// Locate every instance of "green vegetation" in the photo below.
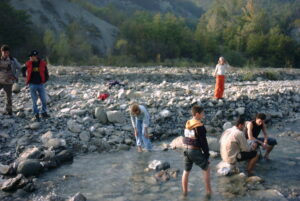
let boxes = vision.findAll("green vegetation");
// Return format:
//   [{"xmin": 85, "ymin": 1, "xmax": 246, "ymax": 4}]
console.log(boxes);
[
  {"xmin": 1, "ymin": 0, "xmax": 300, "ymax": 67},
  {"xmin": 0, "ymin": 1, "xmax": 43, "ymax": 61}
]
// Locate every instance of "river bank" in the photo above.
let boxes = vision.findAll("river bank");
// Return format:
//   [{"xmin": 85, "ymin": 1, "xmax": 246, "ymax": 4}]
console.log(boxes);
[{"xmin": 0, "ymin": 66, "xmax": 300, "ymax": 200}]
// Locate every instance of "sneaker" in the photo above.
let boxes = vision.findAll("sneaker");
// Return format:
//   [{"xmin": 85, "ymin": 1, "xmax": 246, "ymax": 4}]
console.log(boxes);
[
  {"xmin": 34, "ymin": 114, "xmax": 40, "ymax": 122},
  {"xmin": 41, "ymin": 112, "xmax": 50, "ymax": 118}
]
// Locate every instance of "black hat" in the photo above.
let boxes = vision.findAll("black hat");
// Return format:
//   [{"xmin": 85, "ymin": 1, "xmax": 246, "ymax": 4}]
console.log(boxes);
[{"xmin": 29, "ymin": 50, "xmax": 39, "ymax": 57}]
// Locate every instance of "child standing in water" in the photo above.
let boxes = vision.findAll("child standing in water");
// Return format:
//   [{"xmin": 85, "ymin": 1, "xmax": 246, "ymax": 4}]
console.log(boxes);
[
  {"xmin": 182, "ymin": 105, "xmax": 212, "ymax": 196},
  {"xmin": 214, "ymin": 57, "xmax": 229, "ymax": 99},
  {"xmin": 130, "ymin": 103, "xmax": 152, "ymax": 152}
]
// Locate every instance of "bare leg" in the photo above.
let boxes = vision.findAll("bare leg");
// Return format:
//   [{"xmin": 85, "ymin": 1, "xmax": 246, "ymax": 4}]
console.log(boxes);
[
  {"xmin": 137, "ymin": 146, "xmax": 142, "ymax": 152},
  {"xmin": 264, "ymin": 145, "xmax": 274, "ymax": 159},
  {"xmin": 247, "ymin": 154, "xmax": 259, "ymax": 174},
  {"xmin": 203, "ymin": 167, "xmax": 212, "ymax": 195},
  {"xmin": 182, "ymin": 170, "xmax": 189, "ymax": 196}
]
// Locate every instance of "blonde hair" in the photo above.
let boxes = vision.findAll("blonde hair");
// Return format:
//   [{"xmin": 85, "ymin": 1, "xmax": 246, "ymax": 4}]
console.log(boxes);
[
  {"xmin": 218, "ymin": 56, "xmax": 227, "ymax": 65},
  {"xmin": 130, "ymin": 104, "xmax": 141, "ymax": 116}
]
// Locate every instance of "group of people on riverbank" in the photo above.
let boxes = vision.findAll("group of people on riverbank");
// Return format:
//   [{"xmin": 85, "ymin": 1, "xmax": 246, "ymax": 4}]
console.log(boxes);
[
  {"xmin": 130, "ymin": 103, "xmax": 278, "ymax": 197},
  {"xmin": 129, "ymin": 56, "xmax": 277, "ymax": 197},
  {"xmin": 0, "ymin": 45, "xmax": 49, "ymax": 121},
  {"xmin": 1, "ymin": 45, "xmax": 278, "ymax": 198}
]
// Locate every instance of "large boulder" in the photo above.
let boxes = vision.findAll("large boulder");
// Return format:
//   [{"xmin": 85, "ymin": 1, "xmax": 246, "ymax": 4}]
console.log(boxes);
[
  {"xmin": 170, "ymin": 136, "xmax": 184, "ymax": 149},
  {"xmin": 17, "ymin": 159, "xmax": 43, "ymax": 177},
  {"xmin": 18, "ymin": 147, "xmax": 42, "ymax": 161},
  {"xmin": 94, "ymin": 108, "xmax": 108, "ymax": 124},
  {"xmin": 106, "ymin": 111, "xmax": 125, "ymax": 123},
  {"xmin": 55, "ymin": 150, "xmax": 73, "ymax": 165}
]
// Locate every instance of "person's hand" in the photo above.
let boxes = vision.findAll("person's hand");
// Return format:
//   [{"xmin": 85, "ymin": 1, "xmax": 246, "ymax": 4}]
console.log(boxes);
[
  {"xmin": 144, "ymin": 133, "xmax": 149, "ymax": 139},
  {"xmin": 262, "ymin": 142, "xmax": 269, "ymax": 150},
  {"xmin": 134, "ymin": 130, "xmax": 138, "ymax": 137}
]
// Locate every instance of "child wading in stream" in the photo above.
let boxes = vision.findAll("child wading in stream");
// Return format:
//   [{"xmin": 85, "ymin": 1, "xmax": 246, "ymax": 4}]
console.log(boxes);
[
  {"xmin": 181, "ymin": 105, "xmax": 212, "ymax": 196},
  {"xmin": 130, "ymin": 103, "xmax": 152, "ymax": 152}
]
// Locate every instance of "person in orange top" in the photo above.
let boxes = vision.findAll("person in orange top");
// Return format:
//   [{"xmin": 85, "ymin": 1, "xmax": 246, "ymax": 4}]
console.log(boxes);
[{"xmin": 214, "ymin": 57, "xmax": 229, "ymax": 99}]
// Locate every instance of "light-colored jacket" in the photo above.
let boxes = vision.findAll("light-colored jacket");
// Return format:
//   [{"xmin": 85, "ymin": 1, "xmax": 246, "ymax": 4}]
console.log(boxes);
[
  {"xmin": 130, "ymin": 105, "xmax": 150, "ymax": 128},
  {"xmin": 220, "ymin": 126, "xmax": 250, "ymax": 164},
  {"xmin": 0, "ymin": 57, "xmax": 21, "ymax": 84}
]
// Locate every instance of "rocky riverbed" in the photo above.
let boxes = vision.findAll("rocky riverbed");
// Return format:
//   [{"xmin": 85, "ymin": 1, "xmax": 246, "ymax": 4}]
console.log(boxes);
[{"xmin": 0, "ymin": 66, "xmax": 300, "ymax": 200}]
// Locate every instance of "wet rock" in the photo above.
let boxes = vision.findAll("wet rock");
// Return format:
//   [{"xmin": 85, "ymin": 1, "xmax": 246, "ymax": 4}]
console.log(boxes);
[
  {"xmin": 1, "ymin": 174, "xmax": 23, "ymax": 191},
  {"xmin": 144, "ymin": 176, "xmax": 157, "ymax": 185},
  {"xmin": 168, "ymin": 169, "xmax": 180, "ymax": 179},
  {"xmin": 252, "ymin": 189, "xmax": 286, "ymax": 200},
  {"xmin": 154, "ymin": 170, "xmax": 170, "ymax": 182},
  {"xmin": 246, "ymin": 176, "xmax": 263, "ymax": 184},
  {"xmin": 55, "ymin": 150, "xmax": 73, "ymax": 164},
  {"xmin": 155, "ymin": 162, "xmax": 170, "ymax": 171},
  {"xmin": 118, "ymin": 144, "xmax": 130, "ymax": 151},
  {"xmin": 106, "ymin": 111, "xmax": 125, "ymax": 123},
  {"xmin": 17, "ymin": 159, "xmax": 43, "ymax": 177},
  {"xmin": 94, "ymin": 107, "xmax": 108, "ymax": 124},
  {"xmin": 68, "ymin": 192, "xmax": 87, "ymax": 201}
]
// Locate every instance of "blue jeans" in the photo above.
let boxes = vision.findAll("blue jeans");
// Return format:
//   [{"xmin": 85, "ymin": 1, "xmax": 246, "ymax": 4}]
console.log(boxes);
[
  {"xmin": 29, "ymin": 84, "xmax": 47, "ymax": 115},
  {"xmin": 136, "ymin": 120, "xmax": 152, "ymax": 150}
]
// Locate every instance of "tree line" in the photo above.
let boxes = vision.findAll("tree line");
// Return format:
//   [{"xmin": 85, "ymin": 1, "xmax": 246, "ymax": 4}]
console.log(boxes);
[{"xmin": 1, "ymin": 0, "xmax": 299, "ymax": 67}]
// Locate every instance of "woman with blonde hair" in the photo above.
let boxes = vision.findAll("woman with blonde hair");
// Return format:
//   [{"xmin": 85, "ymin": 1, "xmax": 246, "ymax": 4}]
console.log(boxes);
[
  {"xmin": 213, "ymin": 57, "xmax": 229, "ymax": 99},
  {"xmin": 130, "ymin": 103, "xmax": 152, "ymax": 152}
]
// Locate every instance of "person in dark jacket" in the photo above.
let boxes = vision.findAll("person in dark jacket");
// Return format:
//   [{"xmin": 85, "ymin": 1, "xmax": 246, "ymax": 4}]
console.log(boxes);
[
  {"xmin": 181, "ymin": 105, "xmax": 212, "ymax": 196},
  {"xmin": 0, "ymin": 45, "xmax": 21, "ymax": 115},
  {"xmin": 22, "ymin": 50, "xmax": 49, "ymax": 121}
]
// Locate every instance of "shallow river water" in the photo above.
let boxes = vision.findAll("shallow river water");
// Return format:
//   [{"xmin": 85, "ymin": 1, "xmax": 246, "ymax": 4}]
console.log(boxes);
[{"xmin": 27, "ymin": 120, "xmax": 300, "ymax": 201}]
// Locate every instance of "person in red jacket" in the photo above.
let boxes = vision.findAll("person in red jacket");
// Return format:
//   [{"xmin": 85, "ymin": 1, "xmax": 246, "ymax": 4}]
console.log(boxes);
[{"xmin": 22, "ymin": 50, "xmax": 49, "ymax": 121}]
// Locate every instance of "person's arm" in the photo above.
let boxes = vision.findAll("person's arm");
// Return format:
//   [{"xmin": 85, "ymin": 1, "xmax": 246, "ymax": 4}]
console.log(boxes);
[
  {"xmin": 196, "ymin": 127, "xmax": 210, "ymax": 160},
  {"xmin": 262, "ymin": 122, "xmax": 268, "ymax": 145},
  {"xmin": 130, "ymin": 114, "xmax": 138, "ymax": 137},
  {"xmin": 140, "ymin": 106, "xmax": 150, "ymax": 128},
  {"xmin": 13, "ymin": 58, "xmax": 21, "ymax": 82},
  {"xmin": 214, "ymin": 65, "xmax": 218, "ymax": 77},
  {"xmin": 45, "ymin": 65, "xmax": 49, "ymax": 82},
  {"xmin": 237, "ymin": 132, "xmax": 250, "ymax": 152}
]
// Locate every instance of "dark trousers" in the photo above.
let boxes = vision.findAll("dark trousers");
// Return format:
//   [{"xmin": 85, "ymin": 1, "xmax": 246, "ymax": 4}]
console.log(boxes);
[{"xmin": 0, "ymin": 84, "xmax": 12, "ymax": 113}]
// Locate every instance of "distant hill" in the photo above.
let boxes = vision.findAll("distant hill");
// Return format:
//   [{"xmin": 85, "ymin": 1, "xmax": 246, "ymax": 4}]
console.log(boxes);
[{"xmin": 9, "ymin": 0, "xmax": 207, "ymax": 55}]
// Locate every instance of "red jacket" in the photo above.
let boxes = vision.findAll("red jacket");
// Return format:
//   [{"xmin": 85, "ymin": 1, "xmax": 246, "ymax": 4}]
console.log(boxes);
[{"xmin": 25, "ymin": 60, "xmax": 47, "ymax": 84}]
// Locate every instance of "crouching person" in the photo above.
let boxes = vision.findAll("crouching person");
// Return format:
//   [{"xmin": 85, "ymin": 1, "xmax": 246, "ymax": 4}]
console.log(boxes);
[
  {"xmin": 130, "ymin": 103, "xmax": 152, "ymax": 152},
  {"xmin": 181, "ymin": 105, "xmax": 212, "ymax": 196},
  {"xmin": 220, "ymin": 116, "xmax": 259, "ymax": 176}
]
